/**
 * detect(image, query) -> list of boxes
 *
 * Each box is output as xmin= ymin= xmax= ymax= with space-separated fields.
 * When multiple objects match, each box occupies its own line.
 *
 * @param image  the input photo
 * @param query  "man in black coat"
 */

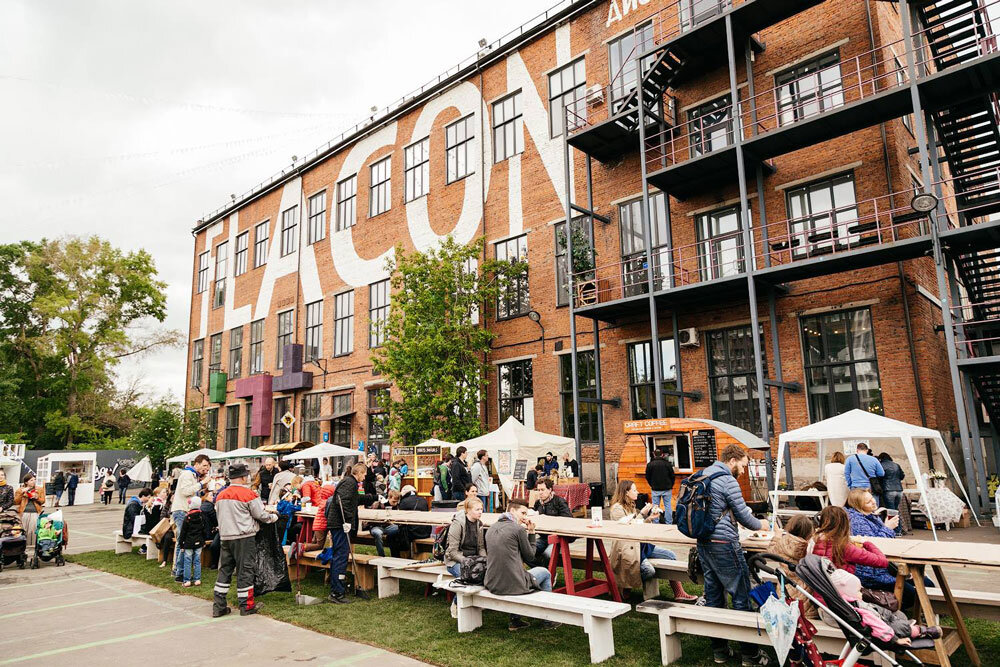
xmin=449 ymin=446 xmax=472 ymax=501
xmin=532 ymin=478 xmax=572 ymax=564
xmin=324 ymin=462 xmax=375 ymax=604
xmin=122 ymin=487 xmax=152 ymax=539
xmin=645 ymin=449 xmax=676 ymax=523
xmin=395 ymin=485 xmax=431 ymax=545
xmin=66 ymin=471 xmax=79 ymax=506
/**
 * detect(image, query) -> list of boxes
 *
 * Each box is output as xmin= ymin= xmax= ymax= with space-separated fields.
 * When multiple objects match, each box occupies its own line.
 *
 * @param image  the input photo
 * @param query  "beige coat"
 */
xmin=767 ymin=532 xmax=817 ymax=619
xmin=608 ymin=503 xmax=644 ymax=589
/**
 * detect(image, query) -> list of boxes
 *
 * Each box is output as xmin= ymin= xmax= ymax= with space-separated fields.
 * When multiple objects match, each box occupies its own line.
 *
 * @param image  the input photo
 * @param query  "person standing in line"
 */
xmin=877 ymin=453 xmax=905 ymax=515
xmin=101 ymin=472 xmax=115 ymax=505
xmin=51 ymin=470 xmax=65 ymax=508
xmin=450 ymin=446 xmax=472 ymax=502
xmin=645 ymin=449 xmax=675 ymax=521
xmin=117 ymin=469 xmax=131 ymax=504
xmin=434 ymin=453 xmax=452 ymax=501
xmin=212 ymin=463 xmax=277 ymax=616
xmin=698 ymin=444 xmax=771 ymax=666
xmin=66 ymin=470 xmax=79 ymax=506
xmin=844 ymin=443 xmax=885 ymax=505
xmin=171 ymin=454 xmax=211 ymax=581
xmin=470 ymin=450 xmax=492 ymax=510
xmin=324 ymin=462 xmax=375 ymax=604
xmin=177 ymin=495 xmax=208 ymax=588
xmin=825 ymin=451 xmax=848 ymax=508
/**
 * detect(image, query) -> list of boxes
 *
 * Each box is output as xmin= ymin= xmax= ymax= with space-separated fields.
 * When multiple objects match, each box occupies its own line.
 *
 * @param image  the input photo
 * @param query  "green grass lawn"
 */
xmin=67 ymin=549 xmax=994 ymax=666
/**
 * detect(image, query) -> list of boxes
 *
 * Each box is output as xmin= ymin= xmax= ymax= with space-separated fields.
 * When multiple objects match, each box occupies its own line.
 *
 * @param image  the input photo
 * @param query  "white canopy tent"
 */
xmin=777 ymin=409 xmax=978 ymax=541
xmin=282 ymin=443 xmax=360 ymax=462
xmin=416 ymin=438 xmax=454 ymax=450
xmin=214 ymin=448 xmax=269 ymax=460
xmin=166 ymin=448 xmax=221 ymax=464
xmin=128 ymin=456 xmax=153 ymax=482
xmin=451 ymin=417 xmax=575 ymax=496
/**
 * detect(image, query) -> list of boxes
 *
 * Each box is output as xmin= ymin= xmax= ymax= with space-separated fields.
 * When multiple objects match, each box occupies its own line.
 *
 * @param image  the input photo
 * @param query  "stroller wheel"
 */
xmin=17 ymin=556 xmax=26 ymax=569
xmin=56 ymin=555 xmax=65 ymax=566
xmin=30 ymin=556 xmax=39 ymax=569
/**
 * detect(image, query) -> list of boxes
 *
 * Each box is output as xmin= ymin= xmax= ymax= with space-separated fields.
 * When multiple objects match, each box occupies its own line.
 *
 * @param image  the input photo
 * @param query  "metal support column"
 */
xmin=562 ymin=111 xmax=583 ymax=467
xmin=901 ymin=0 xmax=979 ymax=517
xmin=769 ymin=289 xmax=792 ymax=486
xmin=726 ymin=15 xmax=773 ymax=490
xmin=962 ymin=374 xmax=990 ymax=510
xmin=593 ymin=317 xmax=608 ymax=493
xmin=672 ymin=312 xmax=684 ymax=417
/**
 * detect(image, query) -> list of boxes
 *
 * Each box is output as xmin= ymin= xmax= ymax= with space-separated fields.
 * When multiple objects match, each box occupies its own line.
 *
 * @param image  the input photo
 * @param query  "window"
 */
xmin=404 ymin=138 xmax=429 ymax=202
xmin=801 ymin=308 xmax=883 ymax=421
xmin=679 ymin=0 xmax=728 ymax=31
xmin=249 ymin=319 xmax=264 ymax=374
xmin=280 ymin=207 xmax=297 ymax=257
xmin=776 ymin=52 xmax=844 ymax=126
xmin=225 ymin=405 xmax=240 ymax=451
xmin=244 ymin=401 xmax=262 ymax=449
xmin=627 ymin=339 xmax=680 ymax=419
xmin=786 ymin=174 xmax=858 ymax=258
xmin=707 ymin=325 xmax=771 ymax=436
xmin=213 ymin=242 xmax=228 ymax=309
xmin=276 ymin=310 xmax=293 ymax=369
xmin=334 ymin=291 xmax=355 ymax=356
xmin=689 ymin=95 xmax=734 ymax=157
xmin=560 ymin=351 xmax=597 ymax=442
xmin=494 ymin=234 xmax=529 ymax=319
xmin=302 ymin=394 xmax=322 ymax=444
xmin=234 ymin=231 xmax=248 ymax=276
xmin=273 ymin=397 xmax=291 ymax=444
xmin=367 ymin=388 xmax=389 ymax=446
xmin=254 ymin=221 xmax=269 ymax=268
xmin=369 ymin=156 xmax=391 ymax=217
xmin=336 ymin=175 xmax=357 ymax=230
xmin=619 ymin=192 xmax=669 ymax=296
xmin=492 ymin=91 xmax=524 ymax=162
xmin=446 ymin=115 xmax=475 ymax=183
xmin=305 ymin=300 xmax=323 ymax=362
xmin=205 ymin=408 xmax=219 ymax=447
xmin=608 ymin=22 xmax=654 ymax=108
xmin=229 ymin=327 xmax=243 ymax=379
xmin=892 ymin=54 xmax=913 ymax=133
xmin=307 ymin=191 xmax=326 ymax=245
xmin=332 ymin=394 xmax=352 ymax=446
xmin=191 ymin=339 xmax=204 ymax=388
xmin=369 ymin=280 xmax=390 ymax=348
xmin=209 ymin=333 xmax=223 ymax=373
xmin=697 ymin=205 xmax=746 ymax=280
xmin=498 ymin=359 xmax=533 ymax=423
xmin=555 ymin=217 xmax=594 ymax=306
xmin=196 ymin=252 xmax=209 ymax=293
xmin=549 ymin=58 xmax=586 ymax=137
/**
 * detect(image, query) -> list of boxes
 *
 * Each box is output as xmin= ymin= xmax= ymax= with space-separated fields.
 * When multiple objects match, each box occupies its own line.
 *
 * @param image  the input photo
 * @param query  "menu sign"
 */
xmin=513 ymin=459 xmax=528 ymax=481
xmin=692 ymin=429 xmax=717 ymax=468
xmin=415 ymin=445 xmax=441 ymax=455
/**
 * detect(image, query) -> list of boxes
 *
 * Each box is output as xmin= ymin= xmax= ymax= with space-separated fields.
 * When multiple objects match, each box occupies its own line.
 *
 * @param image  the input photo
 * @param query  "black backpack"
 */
xmin=457 ymin=555 xmax=487 ymax=585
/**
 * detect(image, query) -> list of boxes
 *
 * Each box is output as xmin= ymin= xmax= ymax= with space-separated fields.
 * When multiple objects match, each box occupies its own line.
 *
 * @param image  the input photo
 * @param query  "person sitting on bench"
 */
xmin=532 ymin=478 xmax=572 ymax=565
xmin=445 ymin=496 xmax=486 ymax=578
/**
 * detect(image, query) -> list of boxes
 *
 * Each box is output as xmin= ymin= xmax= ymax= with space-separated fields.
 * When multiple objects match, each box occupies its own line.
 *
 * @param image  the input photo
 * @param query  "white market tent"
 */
xmin=416 ymin=438 xmax=454 ymax=450
xmin=777 ymin=409 xmax=978 ymax=540
xmin=128 ymin=456 xmax=153 ymax=482
xmin=451 ymin=417 xmax=575 ymax=496
xmin=282 ymin=443 xmax=360 ymax=462
xmin=214 ymin=448 xmax=269 ymax=460
xmin=166 ymin=448 xmax=221 ymax=464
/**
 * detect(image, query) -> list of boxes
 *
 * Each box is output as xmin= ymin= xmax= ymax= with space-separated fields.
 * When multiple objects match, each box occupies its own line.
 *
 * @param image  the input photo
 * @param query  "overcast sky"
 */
xmin=0 ymin=0 xmax=546 ymax=404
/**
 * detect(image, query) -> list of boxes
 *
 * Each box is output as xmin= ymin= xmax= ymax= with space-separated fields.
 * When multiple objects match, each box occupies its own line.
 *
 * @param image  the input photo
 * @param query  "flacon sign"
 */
xmin=606 ymin=0 xmax=655 ymax=27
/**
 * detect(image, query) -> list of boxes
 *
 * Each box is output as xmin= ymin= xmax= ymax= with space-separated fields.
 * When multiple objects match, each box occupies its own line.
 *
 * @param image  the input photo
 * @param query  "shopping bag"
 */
xmin=759 ymin=575 xmax=799 ymax=666
xmin=149 ymin=518 xmax=171 ymax=543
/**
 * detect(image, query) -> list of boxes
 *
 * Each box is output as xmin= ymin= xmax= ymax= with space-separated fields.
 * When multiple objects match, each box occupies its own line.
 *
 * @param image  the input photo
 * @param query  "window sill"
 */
xmin=333 ymin=224 xmax=357 ymax=233
xmin=279 ymin=250 xmax=297 ymax=258
xmin=333 ymin=352 xmax=354 ymax=359
xmin=368 ymin=210 xmax=391 ymax=220
xmin=446 ymin=173 xmax=474 ymax=185
xmin=404 ymin=193 xmax=428 ymax=204
xmin=493 ymin=151 xmax=524 ymax=165
xmin=495 ymin=312 xmax=532 ymax=323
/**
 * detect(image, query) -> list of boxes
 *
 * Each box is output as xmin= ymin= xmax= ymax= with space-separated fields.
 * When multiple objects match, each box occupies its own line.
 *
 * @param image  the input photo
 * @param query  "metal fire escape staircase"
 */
xmin=922 ymin=0 xmax=1000 ymax=425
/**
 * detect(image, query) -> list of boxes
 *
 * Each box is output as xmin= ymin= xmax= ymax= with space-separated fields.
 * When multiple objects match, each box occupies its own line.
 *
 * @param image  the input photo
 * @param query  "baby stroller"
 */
xmin=0 ymin=508 xmax=28 ymax=572
xmin=30 ymin=510 xmax=67 ymax=568
xmin=748 ymin=553 xmax=927 ymax=667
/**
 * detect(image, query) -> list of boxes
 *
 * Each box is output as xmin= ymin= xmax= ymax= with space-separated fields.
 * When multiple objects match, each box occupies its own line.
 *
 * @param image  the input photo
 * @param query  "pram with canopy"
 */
xmin=0 ymin=508 xmax=27 ymax=572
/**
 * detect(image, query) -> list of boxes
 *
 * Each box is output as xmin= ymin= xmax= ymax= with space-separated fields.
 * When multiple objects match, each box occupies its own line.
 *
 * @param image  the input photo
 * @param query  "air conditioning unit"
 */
xmin=586 ymin=84 xmax=605 ymax=106
xmin=678 ymin=327 xmax=700 ymax=348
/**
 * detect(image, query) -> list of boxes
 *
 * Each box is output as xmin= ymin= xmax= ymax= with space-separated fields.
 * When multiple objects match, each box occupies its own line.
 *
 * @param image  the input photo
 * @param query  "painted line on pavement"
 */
xmin=0 ymin=573 xmax=104 ymax=590
xmin=70 ymin=528 xmax=116 ymax=540
xmin=325 ymin=649 xmax=389 ymax=665
xmin=0 ymin=590 xmax=165 ymax=620
xmin=0 ymin=616 xmax=231 ymax=664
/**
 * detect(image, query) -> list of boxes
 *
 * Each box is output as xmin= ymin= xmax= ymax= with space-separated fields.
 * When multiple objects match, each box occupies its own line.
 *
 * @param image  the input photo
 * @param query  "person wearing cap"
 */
xmin=212 ymin=462 xmax=277 ymax=617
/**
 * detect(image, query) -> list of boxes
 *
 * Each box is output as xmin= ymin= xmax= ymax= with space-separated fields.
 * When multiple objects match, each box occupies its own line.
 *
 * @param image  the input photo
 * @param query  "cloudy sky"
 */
xmin=0 ymin=0 xmax=546 ymax=403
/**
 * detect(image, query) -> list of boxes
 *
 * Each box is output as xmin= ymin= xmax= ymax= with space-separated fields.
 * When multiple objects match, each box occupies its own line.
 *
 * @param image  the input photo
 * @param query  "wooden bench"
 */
xmin=354 ymin=530 xmax=435 ymax=559
xmin=641 ymin=558 xmax=691 ymax=598
xmin=371 ymin=556 xmax=453 ymax=598
xmin=927 ymin=587 xmax=1000 ymax=622
xmin=114 ymin=531 xmax=158 ymax=560
xmin=637 ymin=600 xmax=894 ymax=666
xmin=284 ymin=547 xmax=378 ymax=591
xmin=436 ymin=581 xmax=632 ymax=663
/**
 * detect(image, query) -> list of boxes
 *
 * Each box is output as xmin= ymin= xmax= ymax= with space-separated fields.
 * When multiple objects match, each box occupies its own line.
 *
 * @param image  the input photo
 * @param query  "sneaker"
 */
xmin=327 ymin=593 xmax=354 ymax=604
xmin=240 ymin=604 xmax=261 ymax=616
xmin=541 ymin=620 xmax=562 ymax=630
xmin=138 ymin=546 xmax=147 ymax=555
xmin=182 ymin=581 xmax=191 ymax=588
xmin=508 ymin=616 xmax=530 ymax=632
xmin=741 ymin=651 xmax=772 ymax=666
xmin=713 ymin=646 xmax=734 ymax=664
xmin=212 ymin=607 xmax=232 ymax=618
xmin=158 ymin=562 xmax=166 ymax=569
xmin=194 ymin=580 xmax=201 ymax=587
xmin=174 ymin=575 xmax=183 ymax=583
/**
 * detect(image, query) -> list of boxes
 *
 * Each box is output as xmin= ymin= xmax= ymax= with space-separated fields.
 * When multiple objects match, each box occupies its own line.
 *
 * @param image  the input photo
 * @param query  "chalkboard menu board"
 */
xmin=692 ymin=430 xmax=717 ymax=468
xmin=513 ymin=459 xmax=528 ymax=481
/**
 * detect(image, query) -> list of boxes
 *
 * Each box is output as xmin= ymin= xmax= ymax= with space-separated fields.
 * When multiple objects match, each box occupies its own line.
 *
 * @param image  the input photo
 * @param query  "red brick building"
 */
xmin=186 ymin=0 xmax=1000 ymax=511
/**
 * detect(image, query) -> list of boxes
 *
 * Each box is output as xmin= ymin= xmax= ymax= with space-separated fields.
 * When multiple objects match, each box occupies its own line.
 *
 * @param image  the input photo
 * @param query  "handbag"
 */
xmin=861 ymin=587 xmax=899 ymax=612
xmin=148 ymin=517 xmax=171 ymax=544
xmin=854 ymin=455 xmax=884 ymax=497
xmin=457 ymin=555 xmax=487 ymax=586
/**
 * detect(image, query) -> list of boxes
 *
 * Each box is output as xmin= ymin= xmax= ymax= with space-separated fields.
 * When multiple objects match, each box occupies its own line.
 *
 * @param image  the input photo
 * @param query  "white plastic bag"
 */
xmin=759 ymin=578 xmax=799 ymax=666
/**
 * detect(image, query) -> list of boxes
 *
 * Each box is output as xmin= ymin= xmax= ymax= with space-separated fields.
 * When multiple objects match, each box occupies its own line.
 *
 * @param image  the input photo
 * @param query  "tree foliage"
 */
xmin=372 ymin=237 xmax=525 ymax=445
xmin=130 ymin=400 xmax=201 ymax=468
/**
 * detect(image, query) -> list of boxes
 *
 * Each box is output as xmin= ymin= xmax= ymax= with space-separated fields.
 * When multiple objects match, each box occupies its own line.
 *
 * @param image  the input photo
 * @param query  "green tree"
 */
xmin=131 ymin=401 xmax=190 ymax=468
xmin=372 ymin=237 xmax=525 ymax=445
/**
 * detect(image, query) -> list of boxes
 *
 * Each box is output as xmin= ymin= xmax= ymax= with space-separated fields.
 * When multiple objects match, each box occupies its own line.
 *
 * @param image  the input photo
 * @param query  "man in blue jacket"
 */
xmin=844 ymin=442 xmax=885 ymax=500
xmin=699 ymin=444 xmax=771 ymax=666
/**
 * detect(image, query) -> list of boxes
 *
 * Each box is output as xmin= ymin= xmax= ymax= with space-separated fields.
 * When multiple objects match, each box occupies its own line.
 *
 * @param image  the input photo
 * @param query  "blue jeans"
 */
xmin=534 ymin=534 xmax=553 ymax=564
xmin=478 ymin=495 xmax=489 ymax=511
xmin=698 ymin=541 xmax=756 ymax=657
xmin=883 ymin=490 xmax=902 ymax=535
xmin=329 ymin=529 xmax=350 ymax=596
xmin=178 ymin=547 xmax=202 ymax=583
xmin=640 ymin=546 xmax=677 ymax=582
xmin=171 ymin=510 xmax=187 ymax=576
xmin=452 ymin=490 xmax=466 ymax=501
xmin=54 ymin=490 xmax=64 ymax=504
xmin=370 ymin=524 xmax=400 ymax=557
xmin=529 ymin=566 xmax=552 ymax=591
xmin=651 ymin=490 xmax=672 ymax=523
xmin=447 ymin=562 xmax=462 ymax=578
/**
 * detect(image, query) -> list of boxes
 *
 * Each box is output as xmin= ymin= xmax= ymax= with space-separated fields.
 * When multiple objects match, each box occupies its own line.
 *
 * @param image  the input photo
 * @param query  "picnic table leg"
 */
xmin=594 ymin=538 xmax=622 ymax=603
xmin=583 ymin=614 xmax=616 ymax=663
xmin=932 ymin=564 xmax=981 ymax=667
xmin=657 ymin=614 xmax=681 ymax=665
xmin=911 ymin=564 xmax=952 ymax=667
xmin=376 ymin=565 xmax=400 ymax=599
xmin=455 ymin=595 xmax=482 ymax=633
xmin=560 ymin=537 xmax=576 ymax=595
xmin=585 ymin=537 xmax=595 ymax=580
xmin=894 ymin=563 xmax=907 ymax=610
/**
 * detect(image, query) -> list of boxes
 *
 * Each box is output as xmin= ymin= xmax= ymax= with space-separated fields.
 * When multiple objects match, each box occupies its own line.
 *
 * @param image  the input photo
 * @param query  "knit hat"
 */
xmin=189 ymin=496 xmax=201 ymax=510
xmin=829 ymin=568 xmax=863 ymax=602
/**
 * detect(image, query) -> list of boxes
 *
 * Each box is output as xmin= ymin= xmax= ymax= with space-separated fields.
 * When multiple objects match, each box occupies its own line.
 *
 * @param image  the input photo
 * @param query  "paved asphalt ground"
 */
xmin=0 ymin=495 xmax=426 ymax=667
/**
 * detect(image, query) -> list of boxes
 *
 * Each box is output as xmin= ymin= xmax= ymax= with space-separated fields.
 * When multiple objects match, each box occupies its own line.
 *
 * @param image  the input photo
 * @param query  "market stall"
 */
xmin=166 ymin=447 xmax=221 ymax=465
xmin=776 ymin=409 xmax=978 ymax=541
xmin=392 ymin=438 xmax=451 ymax=497
xmin=282 ymin=442 xmax=359 ymax=480
xmin=37 ymin=451 xmax=96 ymax=506
xmin=0 ymin=441 xmax=25 ymax=485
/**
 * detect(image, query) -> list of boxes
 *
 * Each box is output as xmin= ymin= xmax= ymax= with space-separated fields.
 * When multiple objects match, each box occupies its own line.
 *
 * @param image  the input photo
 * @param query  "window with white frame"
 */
xmin=369 ymin=157 xmax=391 ymax=217
xmin=367 ymin=388 xmax=389 ymax=446
xmin=205 ymin=408 xmax=219 ymax=446
xmin=608 ymin=22 xmax=654 ymax=108
xmin=697 ymin=205 xmax=746 ymax=280
xmin=301 ymin=394 xmax=322 ymax=444
xmin=494 ymin=234 xmax=529 ymax=319
xmin=234 ymin=231 xmax=248 ymax=276
xmin=273 ymin=397 xmax=291 ymax=444
xmin=334 ymin=290 xmax=354 ymax=356
xmin=493 ymin=91 xmax=524 ymax=163
xmin=229 ymin=326 xmax=243 ymax=379
xmin=307 ymin=191 xmax=326 ymax=245
xmin=627 ymin=339 xmax=680 ymax=420
xmin=280 ymin=207 xmax=297 ymax=256
xmin=619 ymin=192 xmax=669 ymax=296
xmin=331 ymin=394 xmax=352 ymax=446
xmin=548 ymin=58 xmax=586 ymax=137
xmin=707 ymin=325 xmax=772 ymax=437
xmin=336 ymin=175 xmax=357 ymax=231
xmin=276 ymin=310 xmax=293 ymax=369
xmin=369 ymin=280 xmax=390 ymax=348
xmin=209 ymin=333 xmax=223 ymax=373
xmin=225 ymin=404 xmax=240 ymax=451
xmin=404 ymin=138 xmax=429 ymax=202
xmin=249 ymin=319 xmax=264 ymax=375
xmin=305 ymin=300 xmax=322 ymax=362
xmin=213 ymin=241 xmax=227 ymax=309
xmin=776 ymin=52 xmax=844 ymax=126
xmin=197 ymin=252 xmax=209 ymax=293
xmin=446 ymin=115 xmax=475 ymax=183
xmin=253 ymin=221 xmax=268 ymax=268
xmin=498 ymin=359 xmax=533 ymax=423
xmin=688 ymin=94 xmax=734 ymax=157
xmin=559 ymin=351 xmax=597 ymax=441
xmin=679 ymin=0 xmax=728 ymax=32
xmin=554 ymin=217 xmax=594 ymax=306
xmin=191 ymin=339 xmax=204 ymax=387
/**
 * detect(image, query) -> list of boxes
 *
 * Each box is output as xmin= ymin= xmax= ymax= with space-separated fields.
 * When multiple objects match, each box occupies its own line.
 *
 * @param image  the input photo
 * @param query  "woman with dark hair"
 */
xmin=809 ymin=505 xmax=888 ymax=574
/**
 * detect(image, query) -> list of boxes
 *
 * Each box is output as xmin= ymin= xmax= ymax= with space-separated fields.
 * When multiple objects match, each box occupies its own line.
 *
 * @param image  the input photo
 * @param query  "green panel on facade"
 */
xmin=209 ymin=371 xmax=228 ymax=403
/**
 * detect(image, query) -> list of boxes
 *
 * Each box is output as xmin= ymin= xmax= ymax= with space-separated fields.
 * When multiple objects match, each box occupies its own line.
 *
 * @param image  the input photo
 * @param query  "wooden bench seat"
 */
xmin=437 ymin=581 xmax=632 ymax=663
xmin=371 ymin=556 xmax=453 ymax=598
xmin=284 ymin=546 xmax=378 ymax=591
xmin=114 ymin=531 xmax=158 ymax=561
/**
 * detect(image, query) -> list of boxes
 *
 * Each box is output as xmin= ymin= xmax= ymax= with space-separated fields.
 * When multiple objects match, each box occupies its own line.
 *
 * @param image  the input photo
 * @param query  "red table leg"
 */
xmin=548 ymin=535 xmax=622 ymax=602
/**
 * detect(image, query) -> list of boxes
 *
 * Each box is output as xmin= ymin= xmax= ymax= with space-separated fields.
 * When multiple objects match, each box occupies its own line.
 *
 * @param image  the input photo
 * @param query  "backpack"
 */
xmin=432 ymin=524 xmax=450 ymax=561
xmin=457 ymin=555 xmax=487 ymax=585
xmin=673 ymin=469 xmax=732 ymax=539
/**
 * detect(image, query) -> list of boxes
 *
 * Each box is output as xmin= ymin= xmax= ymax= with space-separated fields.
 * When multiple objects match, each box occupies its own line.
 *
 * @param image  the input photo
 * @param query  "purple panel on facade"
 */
xmin=235 ymin=375 xmax=273 ymax=437
xmin=273 ymin=343 xmax=313 ymax=391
